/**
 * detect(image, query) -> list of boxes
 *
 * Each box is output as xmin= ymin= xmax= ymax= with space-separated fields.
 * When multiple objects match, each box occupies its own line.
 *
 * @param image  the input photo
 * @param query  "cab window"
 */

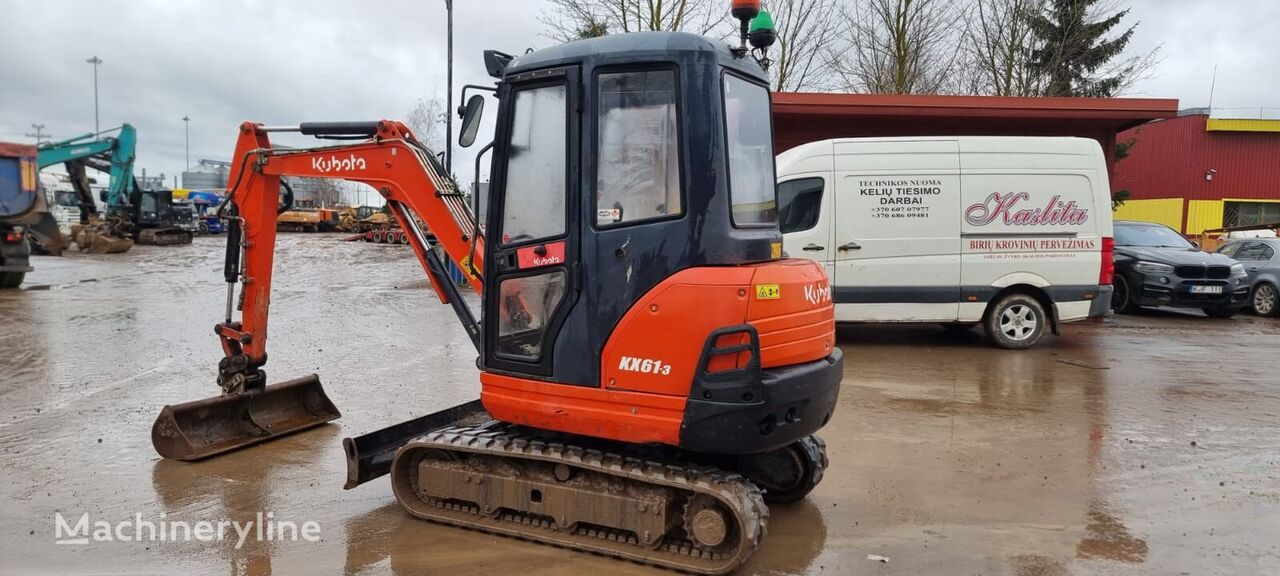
xmin=501 ymin=84 xmax=567 ymax=244
xmin=722 ymin=73 xmax=777 ymax=226
xmin=596 ymin=70 xmax=681 ymax=227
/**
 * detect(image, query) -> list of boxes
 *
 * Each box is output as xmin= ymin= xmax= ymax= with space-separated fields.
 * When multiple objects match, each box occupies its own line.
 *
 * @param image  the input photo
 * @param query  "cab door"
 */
xmin=483 ymin=67 xmax=580 ymax=377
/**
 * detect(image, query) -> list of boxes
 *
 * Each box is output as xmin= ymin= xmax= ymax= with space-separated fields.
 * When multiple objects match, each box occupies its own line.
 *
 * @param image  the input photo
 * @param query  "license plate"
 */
xmin=1190 ymin=285 xmax=1224 ymax=294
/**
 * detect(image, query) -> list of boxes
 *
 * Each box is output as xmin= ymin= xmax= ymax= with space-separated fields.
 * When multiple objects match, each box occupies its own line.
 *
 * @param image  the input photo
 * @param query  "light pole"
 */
xmin=86 ymin=56 xmax=103 ymax=133
xmin=182 ymin=115 xmax=191 ymax=170
xmin=25 ymin=123 xmax=48 ymax=145
xmin=444 ymin=0 xmax=453 ymax=173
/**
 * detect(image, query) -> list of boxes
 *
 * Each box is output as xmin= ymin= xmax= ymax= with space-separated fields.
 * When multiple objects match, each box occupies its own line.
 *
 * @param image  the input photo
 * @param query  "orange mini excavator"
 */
xmin=151 ymin=6 xmax=841 ymax=573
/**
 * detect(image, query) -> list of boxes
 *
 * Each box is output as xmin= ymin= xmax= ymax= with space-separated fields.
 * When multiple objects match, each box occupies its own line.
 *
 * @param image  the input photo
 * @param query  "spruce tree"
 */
xmin=1028 ymin=0 xmax=1137 ymax=97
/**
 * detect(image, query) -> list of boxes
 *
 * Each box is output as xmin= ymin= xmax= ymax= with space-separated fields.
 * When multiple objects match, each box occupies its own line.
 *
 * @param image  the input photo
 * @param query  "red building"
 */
xmin=772 ymin=92 xmax=1178 ymax=179
xmin=1112 ymin=113 xmax=1280 ymax=234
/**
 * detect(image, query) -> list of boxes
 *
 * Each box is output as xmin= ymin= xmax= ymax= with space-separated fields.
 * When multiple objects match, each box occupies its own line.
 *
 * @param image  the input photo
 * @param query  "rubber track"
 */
xmin=391 ymin=424 xmax=769 ymax=575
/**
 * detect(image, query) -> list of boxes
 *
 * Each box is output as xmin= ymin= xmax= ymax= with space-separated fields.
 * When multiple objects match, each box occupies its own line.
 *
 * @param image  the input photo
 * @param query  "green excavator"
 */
xmin=31 ymin=124 xmax=192 ymax=254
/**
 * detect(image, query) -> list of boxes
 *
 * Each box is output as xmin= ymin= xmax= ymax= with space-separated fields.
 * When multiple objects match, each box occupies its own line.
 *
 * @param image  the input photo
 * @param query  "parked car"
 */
xmin=1217 ymin=238 xmax=1280 ymax=317
xmin=778 ymin=136 xmax=1114 ymax=349
xmin=1111 ymin=221 xmax=1250 ymax=317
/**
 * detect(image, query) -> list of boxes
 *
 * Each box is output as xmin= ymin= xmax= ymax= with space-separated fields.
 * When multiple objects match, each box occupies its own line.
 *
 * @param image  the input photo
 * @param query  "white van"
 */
xmin=776 ymin=137 xmax=1115 ymax=348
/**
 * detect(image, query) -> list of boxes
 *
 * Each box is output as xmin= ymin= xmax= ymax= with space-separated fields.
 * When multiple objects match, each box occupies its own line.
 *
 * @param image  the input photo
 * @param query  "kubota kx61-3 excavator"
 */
xmin=152 ymin=7 xmax=840 ymax=573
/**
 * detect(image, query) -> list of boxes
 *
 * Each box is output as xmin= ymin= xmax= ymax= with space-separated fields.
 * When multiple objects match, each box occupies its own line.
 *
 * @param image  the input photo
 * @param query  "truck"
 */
xmin=0 ymin=142 xmax=41 ymax=287
xmin=180 ymin=189 xmax=226 ymax=234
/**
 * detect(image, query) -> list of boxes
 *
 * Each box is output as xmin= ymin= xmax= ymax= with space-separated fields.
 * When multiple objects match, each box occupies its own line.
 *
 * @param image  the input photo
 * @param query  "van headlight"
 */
xmin=1231 ymin=263 xmax=1246 ymax=275
xmin=1134 ymin=261 xmax=1174 ymax=274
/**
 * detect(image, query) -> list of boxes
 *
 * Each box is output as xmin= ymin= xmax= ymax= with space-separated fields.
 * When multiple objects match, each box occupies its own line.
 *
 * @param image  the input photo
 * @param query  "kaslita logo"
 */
xmin=311 ymin=154 xmax=367 ymax=173
xmin=965 ymin=192 xmax=1088 ymax=227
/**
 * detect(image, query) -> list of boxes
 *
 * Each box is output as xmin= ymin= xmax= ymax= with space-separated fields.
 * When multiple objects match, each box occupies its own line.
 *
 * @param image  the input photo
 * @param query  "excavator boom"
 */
xmin=152 ymin=120 xmax=486 ymax=461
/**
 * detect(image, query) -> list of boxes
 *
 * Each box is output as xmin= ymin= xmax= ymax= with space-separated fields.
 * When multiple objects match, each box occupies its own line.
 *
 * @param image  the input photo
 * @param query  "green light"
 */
xmin=748 ymin=10 xmax=773 ymax=33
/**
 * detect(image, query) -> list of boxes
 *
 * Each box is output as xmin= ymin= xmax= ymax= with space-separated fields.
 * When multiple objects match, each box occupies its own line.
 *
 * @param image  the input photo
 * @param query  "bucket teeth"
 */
xmin=151 ymin=374 xmax=340 ymax=461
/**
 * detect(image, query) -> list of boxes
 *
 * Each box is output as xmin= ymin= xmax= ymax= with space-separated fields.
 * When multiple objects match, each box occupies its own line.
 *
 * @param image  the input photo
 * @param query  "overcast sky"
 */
xmin=1 ymin=0 xmax=1276 ymax=189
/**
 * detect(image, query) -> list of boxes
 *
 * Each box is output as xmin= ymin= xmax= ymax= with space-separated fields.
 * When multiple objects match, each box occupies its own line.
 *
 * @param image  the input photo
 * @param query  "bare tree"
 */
xmin=405 ymin=95 xmax=446 ymax=153
xmin=540 ymin=0 xmax=729 ymax=42
xmin=769 ymin=0 xmax=842 ymax=92
xmin=830 ymin=0 xmax=970 ymax=95
xmin=965 ymin=0 xmax=1045 ymax=96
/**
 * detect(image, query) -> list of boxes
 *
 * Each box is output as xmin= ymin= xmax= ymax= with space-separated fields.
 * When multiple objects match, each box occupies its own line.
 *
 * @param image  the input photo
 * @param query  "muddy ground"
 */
xmin=1 ymin=234 xmax=1277 ymax=576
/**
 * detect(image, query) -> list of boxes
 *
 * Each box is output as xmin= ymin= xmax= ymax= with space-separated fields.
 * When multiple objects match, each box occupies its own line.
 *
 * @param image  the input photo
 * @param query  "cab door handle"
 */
xmin=802 ymin=243 xmax=825 ymax=251
xmin=838 ymin=241 xmax=862 ymax=251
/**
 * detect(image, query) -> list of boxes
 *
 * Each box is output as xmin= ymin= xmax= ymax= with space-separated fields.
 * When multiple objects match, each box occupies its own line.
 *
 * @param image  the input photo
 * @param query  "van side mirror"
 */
xmin=1190 ymin=240 xmax=1200 ymax=249
xmin=458 ymin=95 xmax=485 ymax=148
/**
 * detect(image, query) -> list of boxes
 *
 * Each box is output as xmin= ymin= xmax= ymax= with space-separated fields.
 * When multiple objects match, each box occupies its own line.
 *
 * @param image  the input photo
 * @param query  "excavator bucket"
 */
xmin=137 ymin=227 xmax=193 ymax=246
xmin=72 ymin=223 xmax=133 ymax=254
xmin=151 ymin=374 xmax=340 ymax=461
xmin=24 ymin=211 xmax=65 ymax=256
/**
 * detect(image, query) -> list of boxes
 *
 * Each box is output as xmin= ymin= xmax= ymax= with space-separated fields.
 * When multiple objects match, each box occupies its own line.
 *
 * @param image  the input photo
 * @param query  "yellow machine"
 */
xmin=277 ymin=209 xmax=323 ymax=232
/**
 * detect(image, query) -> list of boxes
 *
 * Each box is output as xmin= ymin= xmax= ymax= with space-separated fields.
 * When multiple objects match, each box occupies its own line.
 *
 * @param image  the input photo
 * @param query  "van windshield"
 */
xmin=1115 ymin=224 xmax=1194 ymax=249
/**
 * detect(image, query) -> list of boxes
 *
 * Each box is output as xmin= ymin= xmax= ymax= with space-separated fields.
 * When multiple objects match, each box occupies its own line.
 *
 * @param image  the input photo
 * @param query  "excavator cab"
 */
xmin=154 ymin=7 xmax=840 ymax=573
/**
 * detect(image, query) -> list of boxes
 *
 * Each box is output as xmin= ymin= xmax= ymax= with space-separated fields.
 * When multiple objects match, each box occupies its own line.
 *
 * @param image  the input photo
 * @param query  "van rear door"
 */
xmin=958 ymin=137 xmax=1105 ymax=322
xmin=832 ymin=139 xmax=962 ymax=321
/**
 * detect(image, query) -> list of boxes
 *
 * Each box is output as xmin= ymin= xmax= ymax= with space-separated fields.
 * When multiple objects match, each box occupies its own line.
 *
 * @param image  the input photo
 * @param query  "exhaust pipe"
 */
xmin=151 ymin=374 xmax=340 ymax=461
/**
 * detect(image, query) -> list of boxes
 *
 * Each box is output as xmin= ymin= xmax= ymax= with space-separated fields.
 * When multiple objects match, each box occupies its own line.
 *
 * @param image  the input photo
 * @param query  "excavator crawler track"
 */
xmin=391 ymin=424 xmax=768 ymax=575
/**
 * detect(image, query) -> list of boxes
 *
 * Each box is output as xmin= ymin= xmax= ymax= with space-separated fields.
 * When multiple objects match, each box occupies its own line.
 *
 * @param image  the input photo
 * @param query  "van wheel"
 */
xmin=985 ymin=294 xmax=1046 ymax=349
xmin=1111 ymin=275 xmax=1139 ymax=314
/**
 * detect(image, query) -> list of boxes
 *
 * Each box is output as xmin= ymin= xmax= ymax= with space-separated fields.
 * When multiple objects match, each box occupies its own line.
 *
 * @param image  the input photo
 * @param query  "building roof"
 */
xmin=772 ymin=92 xmax=1179 ymax=154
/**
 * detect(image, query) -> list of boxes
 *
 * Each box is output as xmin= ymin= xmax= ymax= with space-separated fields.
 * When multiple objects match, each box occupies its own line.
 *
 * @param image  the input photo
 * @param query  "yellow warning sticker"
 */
xmin=770 ymin=242 xmax=783 ymax=259
xmin=755 ymin=284 xmax=781 ymax=300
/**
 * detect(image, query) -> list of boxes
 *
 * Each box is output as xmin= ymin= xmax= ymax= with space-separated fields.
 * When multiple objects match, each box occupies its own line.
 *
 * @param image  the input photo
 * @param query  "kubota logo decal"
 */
xmin=964 ymin=192 xmax=1088 ymax=227
xmin=618 ymin=356 xmax=672 ymax=376
xmin=311 ymin=154 xmax=367 ymax=173
xmin=804 ymin=282 xmax=831 ymax=305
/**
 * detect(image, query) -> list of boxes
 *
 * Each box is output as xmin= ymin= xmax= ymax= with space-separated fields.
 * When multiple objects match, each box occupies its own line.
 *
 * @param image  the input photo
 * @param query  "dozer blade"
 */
xmin=151 ymin=374 xmax=340 ymax=461
xmin=138 ymin=227 xmax=193 ymax=246
xmin=342 ymin=399 xmax=489 ymax=489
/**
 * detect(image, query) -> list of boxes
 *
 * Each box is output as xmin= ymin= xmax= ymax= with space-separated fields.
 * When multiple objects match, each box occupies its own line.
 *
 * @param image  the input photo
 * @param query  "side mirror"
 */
xmin=458 ymin=95 xmax=485 ymax=148
xmin=1190 ymin=240 xmax=1200 ymax=249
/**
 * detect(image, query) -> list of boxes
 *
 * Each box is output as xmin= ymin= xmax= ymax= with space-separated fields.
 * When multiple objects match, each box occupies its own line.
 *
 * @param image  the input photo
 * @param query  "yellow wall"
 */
xmin=1115 ymin=197 xmax=1280 ymax=234
xmin=1114 ymin=198 xmax=1183 ymax=229
xmin=1185 ymin=200 xmax=1225 ymax=235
